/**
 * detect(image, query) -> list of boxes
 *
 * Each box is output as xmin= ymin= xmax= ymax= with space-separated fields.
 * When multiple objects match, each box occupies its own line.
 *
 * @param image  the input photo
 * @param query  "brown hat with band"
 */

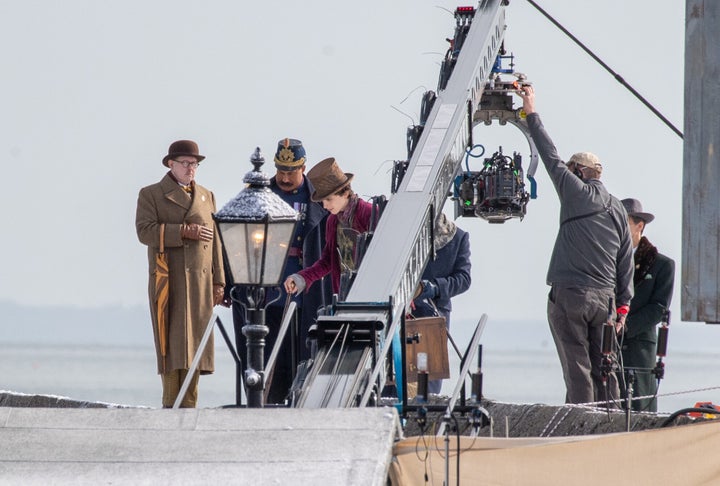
xmin=307 ymin=157 xmax=354 ymax=202
xmin=162 ymin=140 xmax=205 ymax=167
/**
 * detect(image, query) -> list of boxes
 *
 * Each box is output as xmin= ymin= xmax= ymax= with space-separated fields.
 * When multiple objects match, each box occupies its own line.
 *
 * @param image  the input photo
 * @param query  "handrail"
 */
xmin=263 ymin=301 xmax=297 ymax=401
xmin=173 ymin=313 xmax=219 ymax=409
xmin=436 ymin=314 xmax=488 ymax=436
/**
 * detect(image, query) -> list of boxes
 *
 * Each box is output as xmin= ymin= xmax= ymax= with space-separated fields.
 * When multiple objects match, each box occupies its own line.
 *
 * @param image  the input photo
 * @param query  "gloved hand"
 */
xmin=213 ymin=284 xmax=226 ymax=306
xmin=615 ymin=304 xmax=629 ymax=334
xmin=181 ymin=223 xmax=213 ymax=242
xmin=417 ymin=279 xmax=438 ymax=301
xmin=284 ymin=273 xmax=306 ymax=294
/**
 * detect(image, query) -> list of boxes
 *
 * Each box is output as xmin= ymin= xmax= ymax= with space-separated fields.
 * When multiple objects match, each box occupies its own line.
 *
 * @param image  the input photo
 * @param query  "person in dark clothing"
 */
xmin=518 ymin=86 xmax=634 ymax=407
xmin=619 ymin=198 xmax=675 ymax=412
xmin=229 ymin=138 xmax=330 ymax=405
xmin=411 ymin=212 xmax=471 ymax=394
xmin=284 ymin=157 xmax=374 ymax=299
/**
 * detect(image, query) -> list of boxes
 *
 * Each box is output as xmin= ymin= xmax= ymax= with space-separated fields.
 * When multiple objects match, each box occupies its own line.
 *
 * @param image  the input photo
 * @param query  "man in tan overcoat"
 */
xmin=136 ymin=140 xmax=225 ymax=408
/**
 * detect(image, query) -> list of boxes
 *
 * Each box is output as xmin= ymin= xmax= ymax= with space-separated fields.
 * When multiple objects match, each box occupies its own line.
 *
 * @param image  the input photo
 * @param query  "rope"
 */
xmin=539 ymin=406 xmax=573 ymax=437
xmin=656 ymin=385 xmax=720 ymax=398
xmin=537 ymin=385 xmax=720 ymax=436
xmin=621 ymin=385 xmax=720 ymax=406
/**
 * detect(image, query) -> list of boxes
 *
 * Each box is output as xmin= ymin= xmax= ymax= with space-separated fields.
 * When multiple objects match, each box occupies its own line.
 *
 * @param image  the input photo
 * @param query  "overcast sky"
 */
xmin=1 ymin=1 xmax=688 ymax=326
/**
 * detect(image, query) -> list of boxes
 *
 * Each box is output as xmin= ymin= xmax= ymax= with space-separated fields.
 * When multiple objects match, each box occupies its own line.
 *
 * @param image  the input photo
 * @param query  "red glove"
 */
xmin=615 ymin=305 xmax=629 ymax=333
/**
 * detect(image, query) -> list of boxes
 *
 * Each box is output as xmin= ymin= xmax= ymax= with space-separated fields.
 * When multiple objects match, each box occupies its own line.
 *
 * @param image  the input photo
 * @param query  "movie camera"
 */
xmin=453 ymin=145 xmax=530 ymax=223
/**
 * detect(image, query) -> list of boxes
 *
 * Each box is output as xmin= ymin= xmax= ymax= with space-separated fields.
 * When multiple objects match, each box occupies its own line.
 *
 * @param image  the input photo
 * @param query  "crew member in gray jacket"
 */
xmin=518 ymin=86 xmax=634 ymax=406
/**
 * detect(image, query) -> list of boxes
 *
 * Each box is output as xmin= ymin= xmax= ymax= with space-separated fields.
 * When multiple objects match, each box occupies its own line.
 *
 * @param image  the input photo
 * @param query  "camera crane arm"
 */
xmin=299 ymin=0 xmax=537 ymax=408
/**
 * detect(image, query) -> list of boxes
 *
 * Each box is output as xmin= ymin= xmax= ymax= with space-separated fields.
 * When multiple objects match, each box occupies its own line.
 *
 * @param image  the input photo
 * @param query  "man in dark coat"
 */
xmin=619 ymin=198 xmax=675 ymax=412
xmin=412 ymin=212 xmax=472 ymax=394
xmin=136 ymin=140 xmax=226 ymax=408
xmin=229 ymin=138 xmax=330 ymax=404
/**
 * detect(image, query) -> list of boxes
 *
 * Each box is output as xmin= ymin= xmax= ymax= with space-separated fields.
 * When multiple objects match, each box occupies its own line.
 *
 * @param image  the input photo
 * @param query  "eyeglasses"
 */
xmin=173 ymin=160 xmax=201 ymax=168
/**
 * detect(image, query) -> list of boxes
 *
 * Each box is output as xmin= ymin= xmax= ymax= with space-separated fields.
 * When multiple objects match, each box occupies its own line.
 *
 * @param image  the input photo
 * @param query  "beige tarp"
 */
xmin=390 ymin=420 xmax=720 ymax=485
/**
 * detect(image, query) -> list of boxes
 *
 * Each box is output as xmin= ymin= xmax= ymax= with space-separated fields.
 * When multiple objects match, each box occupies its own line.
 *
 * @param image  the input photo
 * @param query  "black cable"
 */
xmin=608 ymin=332 xmax=625 ymax=410
xmin=639 ymin=379 xmax=661 ymax=414
xmin=524 ymin=0 xmax=683 ymax=139
xmin=660 ymin=407 xmax=719 ymax=428
xmin=601 ymin=324 xmax=624 ymax=417
xmin=413 ymin=433 xmax=431 ymax=484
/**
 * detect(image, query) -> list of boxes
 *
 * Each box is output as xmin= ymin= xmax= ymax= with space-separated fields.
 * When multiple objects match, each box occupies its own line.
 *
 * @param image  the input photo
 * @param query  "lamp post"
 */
xmin=214 ymin=147 xmax=298 ymax=407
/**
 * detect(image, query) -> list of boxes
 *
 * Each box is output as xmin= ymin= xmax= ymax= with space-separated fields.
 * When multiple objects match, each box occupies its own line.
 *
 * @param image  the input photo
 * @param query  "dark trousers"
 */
xmin=619 ymin=337 xmax=658 ymax=412
xmin=547 ymin=286 xmax=620 ymax=406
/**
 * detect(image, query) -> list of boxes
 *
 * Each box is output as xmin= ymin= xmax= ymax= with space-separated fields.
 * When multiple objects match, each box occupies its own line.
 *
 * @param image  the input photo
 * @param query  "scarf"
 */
xmin=337 ymin=192 xmax=358 ymax=227
xmin=434 ymin=213 xmax=457 ymax=250
xmin=633 ymin=236 xmax=658 ymax=286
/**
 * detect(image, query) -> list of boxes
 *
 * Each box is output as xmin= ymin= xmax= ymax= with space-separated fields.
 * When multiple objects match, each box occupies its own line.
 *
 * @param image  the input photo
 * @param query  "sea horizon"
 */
xmin=2 ymin=302 xmax=718 ymax=413
xmin=2 ymin=331 xmax=717 ymax=414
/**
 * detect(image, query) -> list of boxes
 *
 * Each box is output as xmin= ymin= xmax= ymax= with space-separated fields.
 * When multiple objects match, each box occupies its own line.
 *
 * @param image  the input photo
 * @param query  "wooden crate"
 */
xmin=405 ymin=316 xmax=450 ymax=382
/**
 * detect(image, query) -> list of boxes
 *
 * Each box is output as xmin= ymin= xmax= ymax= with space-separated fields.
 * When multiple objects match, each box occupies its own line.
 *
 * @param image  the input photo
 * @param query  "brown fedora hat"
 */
xmin=162 ymin=140 xmax=206 ymax=167
xmin=307 ymin=157 xmax=354 ymax=202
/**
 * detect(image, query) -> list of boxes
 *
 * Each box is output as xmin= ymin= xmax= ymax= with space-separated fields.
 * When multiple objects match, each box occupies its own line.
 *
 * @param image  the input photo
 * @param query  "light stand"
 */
xmin=438 ymin=314 xmax=487 ymax=486
xmin=646 ymin=309 xmax=671 ymax=413
xmin=600 ymin=297 xmax=619 ymax=412
xmin=653 ymin=309 xmax=671 ymax=382
xmin=624 ymin=369 xmax=635 ymax=431
xmin=600 ymin=321 xmax=616 ymax=406
xmin=620 ymin=309 xmax=670 ymax=429
xmin=214 ymin=147 xmax=299 ymax=408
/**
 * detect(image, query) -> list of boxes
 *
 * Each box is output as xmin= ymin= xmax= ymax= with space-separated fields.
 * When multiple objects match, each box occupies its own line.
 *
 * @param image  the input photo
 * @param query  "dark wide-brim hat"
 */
xmin=162 ymin=140 xmax=205 ymax=167
xmin=307 ymin=157 xmax=353 ymax=202
xmin=621 ymin=198 xmax=655 ymax=224
xmin=274 ymin=138 xmax=306 ymax=171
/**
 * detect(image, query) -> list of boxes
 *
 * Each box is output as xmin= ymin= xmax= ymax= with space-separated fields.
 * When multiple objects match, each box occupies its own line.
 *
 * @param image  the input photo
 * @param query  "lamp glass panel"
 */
xmin=219 ymin=222 xmax=261 ymax=285
xmin=262 ymin=220 xmax=296 ymax=285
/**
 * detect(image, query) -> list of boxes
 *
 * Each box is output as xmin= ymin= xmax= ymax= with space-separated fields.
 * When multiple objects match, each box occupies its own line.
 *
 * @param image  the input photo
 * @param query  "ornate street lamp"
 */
xmin=214 ymin=147 xmax=298 ymax=407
